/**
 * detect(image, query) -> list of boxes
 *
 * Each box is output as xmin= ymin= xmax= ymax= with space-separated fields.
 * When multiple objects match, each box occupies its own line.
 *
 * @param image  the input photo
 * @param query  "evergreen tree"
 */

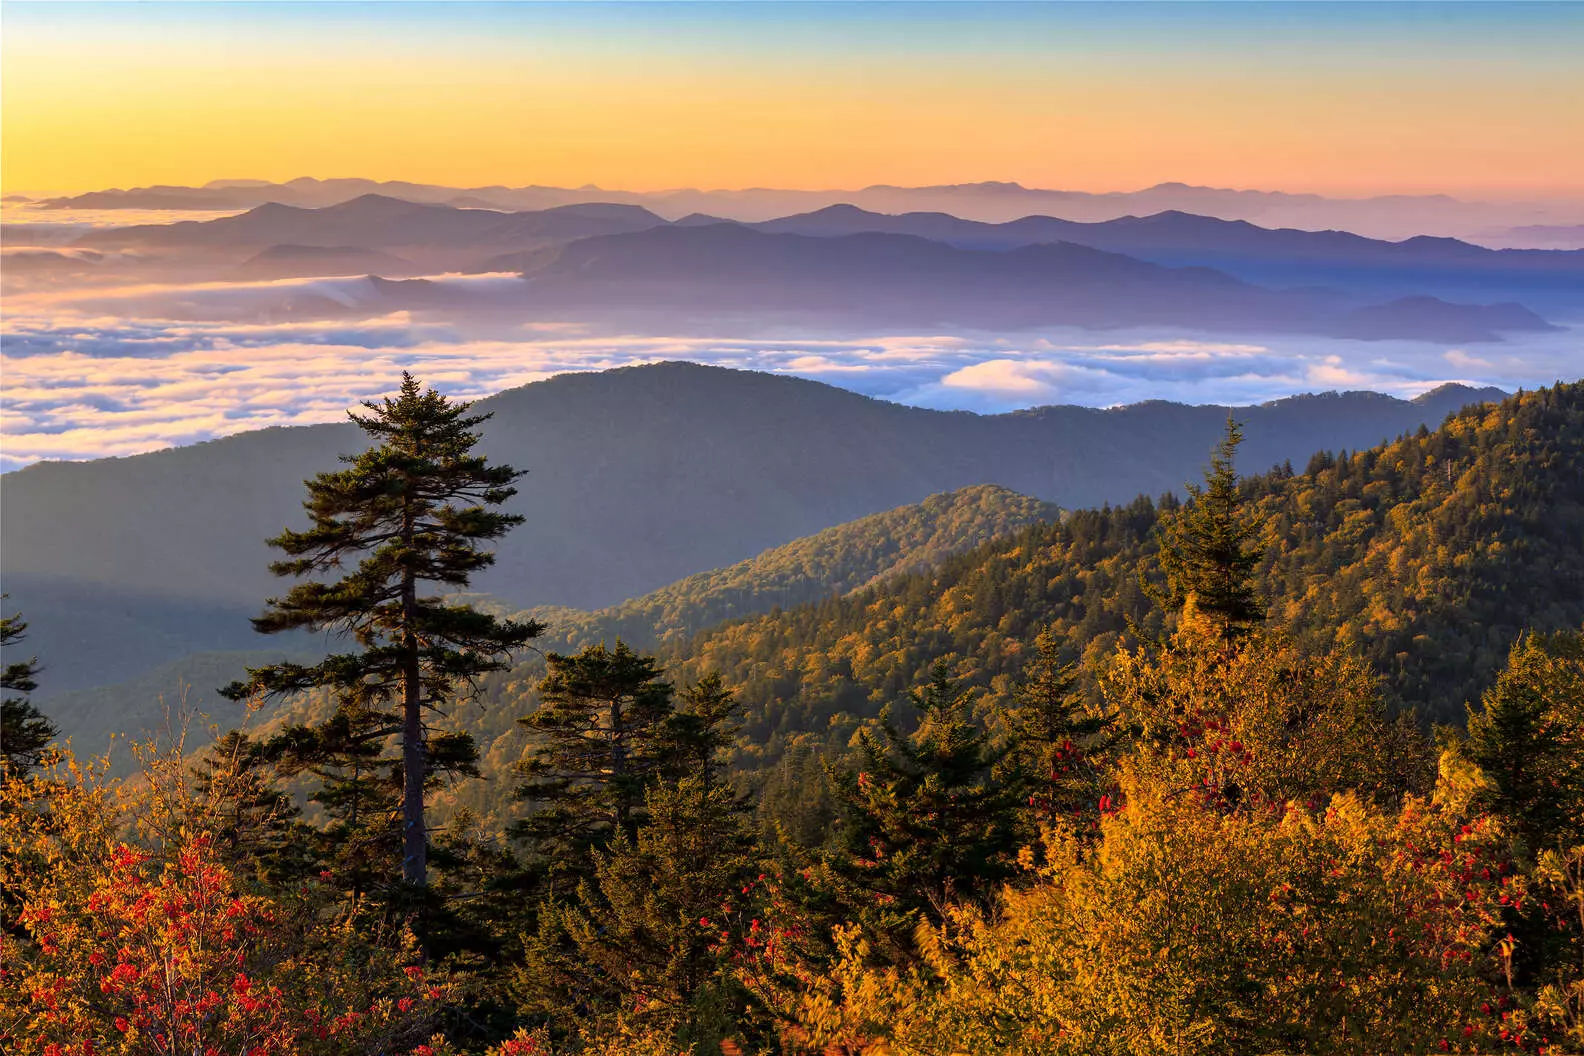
xmin=522 ymin=682 xmax=761 ymax=1049
xmin=820 ymin=662 xmax=1020 ymax=962
xmin=1156 ymin=415 xmax=1266 ymax=641
xmin=662 ymin=672 xmax=740 ymax=793
xmin=223 ymin=373 xmax=540 ymax=890
xmin=1465 ymin=629 xmax=1584 ymax=852
xmin=512 ymin=641 xmax=675 ymax=895
xmin=1005 ymin=628 xmax=1111 ymax=831
xmin=250 ymin=706 xmax=478 ymax=901
xmin=1 ymin=603 xmax=57 ymax=780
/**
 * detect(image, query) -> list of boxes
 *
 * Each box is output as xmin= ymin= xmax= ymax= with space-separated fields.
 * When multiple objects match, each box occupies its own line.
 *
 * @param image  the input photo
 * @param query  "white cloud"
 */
xmin=2 ymin=301 xmax=1580 ymax=469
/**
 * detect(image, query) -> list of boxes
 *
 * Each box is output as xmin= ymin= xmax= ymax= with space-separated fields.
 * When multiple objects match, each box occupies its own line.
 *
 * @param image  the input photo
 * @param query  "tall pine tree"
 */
xmin=223 ymin=374 xmax=540 ymax=890
xmin=1156 ymin=415 xmax=1266 ymax=641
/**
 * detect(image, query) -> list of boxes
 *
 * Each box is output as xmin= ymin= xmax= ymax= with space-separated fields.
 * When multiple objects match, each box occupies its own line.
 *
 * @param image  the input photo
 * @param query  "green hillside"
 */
xmin=522 ymin=483 xmax=1059 ymax=652
xmin=656 ymin=382 xmax=1584 ymax=756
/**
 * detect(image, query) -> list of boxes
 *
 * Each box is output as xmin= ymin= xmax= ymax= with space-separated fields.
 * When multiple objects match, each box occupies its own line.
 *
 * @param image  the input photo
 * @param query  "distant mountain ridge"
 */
xmin=57 ymin=195 xmax=1577 ymax=335
xmin=34 ymin=176 xmax=1584 ymax=241
xmin=746 ymin=205 xmax=1584 ymax=312
xmin=0 ymin=362 xmax=1505 ymax=697
xmin=500 ymin=223 xmax=1556 ymax=340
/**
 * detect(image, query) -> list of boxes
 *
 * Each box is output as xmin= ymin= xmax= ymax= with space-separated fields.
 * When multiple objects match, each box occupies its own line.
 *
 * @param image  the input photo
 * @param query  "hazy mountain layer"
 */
xmin=1 ymin=362 xmax=1503 ymax=695
xmin=34 ymin=177 xmax=1584 ymax=241
xmin=35 ymin=196 xmax=1568 ymax=338
xmin=748 ymin=205 xmax=1584 ymax=312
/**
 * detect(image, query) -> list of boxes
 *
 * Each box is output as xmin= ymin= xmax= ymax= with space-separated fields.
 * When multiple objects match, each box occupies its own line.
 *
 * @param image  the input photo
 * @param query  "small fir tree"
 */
xmin=1156 ymin=415 xmax=1266 ymax=641
xmin=662 ymin=672 xmax=741 ymax=793
xmin=512 ymin=641 xmax=676 ymax=895
xmin=1005 ymin=628 xmax=1111 ymax=831
xmin=1465 ymin=628 xmax=1584 ymax=852
xmin=821 ymin=662 xmax=1020 ymax=962
xmin=223 ymin=373 xmax=540 ymax=890
xmin=523 ymin=682 xmax=761 ymax=1048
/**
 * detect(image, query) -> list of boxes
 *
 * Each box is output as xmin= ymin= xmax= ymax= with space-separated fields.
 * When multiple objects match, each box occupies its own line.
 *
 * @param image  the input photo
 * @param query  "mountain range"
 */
xmin=48 ymin=194 xmax=1579 ymax=340
xmin=29 ymin=176 xmax=1584 ymax=242
xmin=1 ymin=362 xmax=1505 ymax=699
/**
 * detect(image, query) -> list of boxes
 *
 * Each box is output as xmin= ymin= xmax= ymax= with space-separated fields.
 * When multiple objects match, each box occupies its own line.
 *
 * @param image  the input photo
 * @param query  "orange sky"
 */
xmin=4 ymin=2 xmax=1581 ymax=198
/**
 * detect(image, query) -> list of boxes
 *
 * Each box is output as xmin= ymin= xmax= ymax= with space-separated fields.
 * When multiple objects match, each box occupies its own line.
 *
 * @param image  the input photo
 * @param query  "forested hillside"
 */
xmin=348 ymin=380 xmax=1584 ymax=827
xmin=7 ymin=380 xmax=1584 ymax=1056
xmin=665 ymin=382 xmax=1584 ymax=746
xmin=523 ymin=484 xmax=1059 ymax=653
xmin=34 ymin=484 xmax=1055 ymax=759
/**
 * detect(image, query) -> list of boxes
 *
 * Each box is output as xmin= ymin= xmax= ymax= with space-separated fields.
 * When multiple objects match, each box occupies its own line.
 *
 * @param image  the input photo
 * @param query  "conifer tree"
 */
xmin=512 ymin=641 xmax=675 ymax=894
xmin=1 ymin=602 xmax=57 ymax=780
xmin=1005 ymin=628 xmax=1111 ymax=830
xmin=1465 ymin=629 xmax=1584 ymax=852
xmin=662 ymin=672 xmax=740 ymax=793
xmin=522 ymin=680 xmax=761 ymax=1048
xmin=1156 ymin=415 xmax=1266 ymax=641
xmin=193 ymin=730 xmax=315 ymax=884
xmin=223 ymin=374 xmax=540 ymax=890
xmin=821 ymin=662 xmax=1019 ymax=961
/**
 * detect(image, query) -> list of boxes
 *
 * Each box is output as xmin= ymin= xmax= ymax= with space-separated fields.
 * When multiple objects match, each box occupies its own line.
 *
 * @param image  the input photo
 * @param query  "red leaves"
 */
xmin=8 ymin=833 xmax=441 ymax=1056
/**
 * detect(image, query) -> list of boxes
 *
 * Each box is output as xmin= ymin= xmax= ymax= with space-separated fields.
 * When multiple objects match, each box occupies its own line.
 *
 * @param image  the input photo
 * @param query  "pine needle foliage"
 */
xmin=512 ymin=641 xmax=676 ymax=895
xmin=1 ymin=600 xmax=57 ymax=781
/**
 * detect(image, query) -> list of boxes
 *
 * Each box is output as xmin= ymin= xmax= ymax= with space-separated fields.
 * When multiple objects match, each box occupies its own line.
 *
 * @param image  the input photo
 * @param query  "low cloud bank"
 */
xmin=4 ymin=308 xmax=1579 ymax=470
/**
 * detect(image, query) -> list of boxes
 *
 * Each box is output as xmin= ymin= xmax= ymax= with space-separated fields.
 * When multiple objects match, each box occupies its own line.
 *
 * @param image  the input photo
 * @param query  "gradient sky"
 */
xmin=4 ymin=1 xmax=1582 ymax=198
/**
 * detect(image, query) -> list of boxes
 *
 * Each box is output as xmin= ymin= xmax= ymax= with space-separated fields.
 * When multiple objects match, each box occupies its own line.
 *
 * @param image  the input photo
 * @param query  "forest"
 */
xmin=3 ymin=377 xmax=1582 ymax=1055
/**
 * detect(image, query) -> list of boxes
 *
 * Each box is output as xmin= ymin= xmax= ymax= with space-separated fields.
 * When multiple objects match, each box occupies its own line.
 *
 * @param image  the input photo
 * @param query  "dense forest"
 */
xmin=4 ymin=379 xmax=1583 ymax=1055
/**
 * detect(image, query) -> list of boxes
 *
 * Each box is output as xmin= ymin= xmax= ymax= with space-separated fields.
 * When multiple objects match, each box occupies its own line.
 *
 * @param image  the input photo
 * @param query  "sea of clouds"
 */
xmin=2 ymin=270 xmax=1581 ymax=471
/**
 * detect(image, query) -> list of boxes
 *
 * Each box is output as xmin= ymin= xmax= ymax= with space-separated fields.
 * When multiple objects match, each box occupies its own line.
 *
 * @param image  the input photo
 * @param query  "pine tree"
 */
xmin=1005 ymin=628 xmax=1111 ymax=831
xmin=223 ymin=374 xmax=540 ymax=890
xmin=512 ymin=641 xmax=676 ymax=895
xmin=1465 ymin=629 xmax=1584 ymax=852
xmin=522 ymin=682 xmax=761 ymax=1048
xmin=1 ymin=602 xmax=57 ymax=780
xmin=820 ymin=662 xmax=1020 ymax=962
xmin=1156 ymin=415 xmax=1266 ymax=641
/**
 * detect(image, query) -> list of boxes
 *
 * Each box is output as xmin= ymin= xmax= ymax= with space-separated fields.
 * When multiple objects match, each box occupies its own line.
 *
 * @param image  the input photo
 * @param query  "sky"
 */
xmin=4 ymin=1 xmax=1583 ymax=198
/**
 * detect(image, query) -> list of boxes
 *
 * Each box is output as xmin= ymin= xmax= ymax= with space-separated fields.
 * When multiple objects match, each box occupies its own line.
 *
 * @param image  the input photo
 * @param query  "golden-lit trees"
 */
xmin=786 ymin=756 xmax=1512 ymax=1056
xmin=1101 ymin=624 xmax=1427 ymax=810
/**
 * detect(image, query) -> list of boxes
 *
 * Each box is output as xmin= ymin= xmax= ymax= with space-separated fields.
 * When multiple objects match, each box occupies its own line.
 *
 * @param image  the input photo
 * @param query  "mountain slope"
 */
xmin=525 ymin=484 xmax=1061 ymax=653
xmin=29 ymin=484 xmax=1056 ymax=757
xmin=655 ymin=382 xmax=1584 ymax=750
xmin=0 ymin=363 xmax=1504 ymax=693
